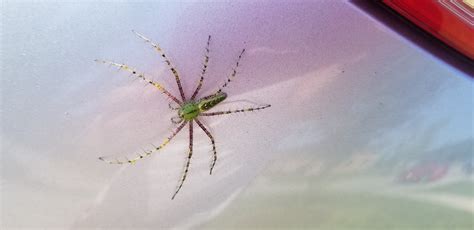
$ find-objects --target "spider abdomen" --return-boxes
[198,92,227,111]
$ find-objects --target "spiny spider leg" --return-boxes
[172,120,194,200]
[171,116,183,124]
[95,59,181,104]
[169,101,180,110]
[191,35,211,100]
[132,30,186,101]
[98,121,188,164]
[215,49,246,94]
[195,118,217,175]
[200,104,271,117]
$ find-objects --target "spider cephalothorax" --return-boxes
[96,31,270,199]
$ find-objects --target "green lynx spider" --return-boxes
[96,31,270,199]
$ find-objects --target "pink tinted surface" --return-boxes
[1,1,472,229]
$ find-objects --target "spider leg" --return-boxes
[172,120,194,200]
[215,48,245,95]
[95,59,181,104]
[171,116,183,124]
[169,101,180,110]
[200,104,271,117]
[132,30,186,101]
[98,121,187,164]
[191,35,211,100]
[195,118,217,175]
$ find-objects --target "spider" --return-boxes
[95,31,271,199]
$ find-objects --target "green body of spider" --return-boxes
[179,92,227,121]
[96,31,270,200]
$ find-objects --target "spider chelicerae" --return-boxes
[95,31,270,199]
